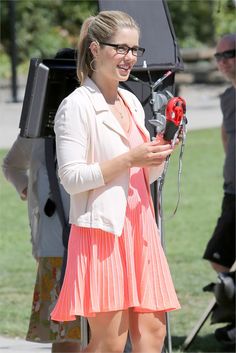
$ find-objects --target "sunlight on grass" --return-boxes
[0,149,35,337]
[0,129,233,352]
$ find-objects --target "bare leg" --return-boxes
[84,310,129,353]
[52,341,81,352]
[129,309,166,353]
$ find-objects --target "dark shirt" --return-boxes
[220,86,236,195]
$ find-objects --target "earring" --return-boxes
[89,58,97,72]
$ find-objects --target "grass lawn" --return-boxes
[0,128,234,352]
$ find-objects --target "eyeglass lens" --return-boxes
[99,42,145,57]
[117,46,145,56]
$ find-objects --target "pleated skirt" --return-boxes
[51,170,180,321]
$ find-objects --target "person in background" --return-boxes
[2,48,81,353]
[50,10,180,353]
[203,33,236,345]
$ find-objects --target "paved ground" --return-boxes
[0,336,51,352]
[0,76,228,150]
[0,77,228,352]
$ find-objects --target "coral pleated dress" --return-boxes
[51,112,180,321]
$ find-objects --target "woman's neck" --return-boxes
[91,73,119,104]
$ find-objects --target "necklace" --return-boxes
[114,96,125,119]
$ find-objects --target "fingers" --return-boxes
[20,188,28,200]
[146,143,173,165]
[150,149,172,163]
[149,141,172,153]
[129,141,173,168]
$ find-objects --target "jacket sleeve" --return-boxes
[2,135,33,196]
[54,94,105,195]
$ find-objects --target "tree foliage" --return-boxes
[213,0,236,36]
[167,0,236,48]
[1,0,98,62]
[167,0,215,47]
[1,0,235,66]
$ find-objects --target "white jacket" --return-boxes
[55,77,163,236]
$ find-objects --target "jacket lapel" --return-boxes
[118,89,150,143]
[102,113,128,140]
[83,78,129,140]
[82,78,151,142]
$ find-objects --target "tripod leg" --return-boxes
[157,176,173,353]
[182,260,236,351]
[81,317,89,349]
[166,312,172,353]
[181,298,216,351]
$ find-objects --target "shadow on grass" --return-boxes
[171,334,235,353]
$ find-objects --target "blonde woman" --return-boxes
[51,10,180,353]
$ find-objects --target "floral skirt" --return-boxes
[26,257,81,343]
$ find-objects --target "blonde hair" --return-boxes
[77,10,140,84]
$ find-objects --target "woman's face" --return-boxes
[93,27,140,83]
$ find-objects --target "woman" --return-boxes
[51,10,180,353]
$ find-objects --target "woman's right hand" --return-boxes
[101,139,172,184]
[128,139,173,168]
[20,187,28,200]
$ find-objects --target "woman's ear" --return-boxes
[89,41,99,58]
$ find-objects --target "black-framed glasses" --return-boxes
[99,42,145,57]
[214,49,236,61]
